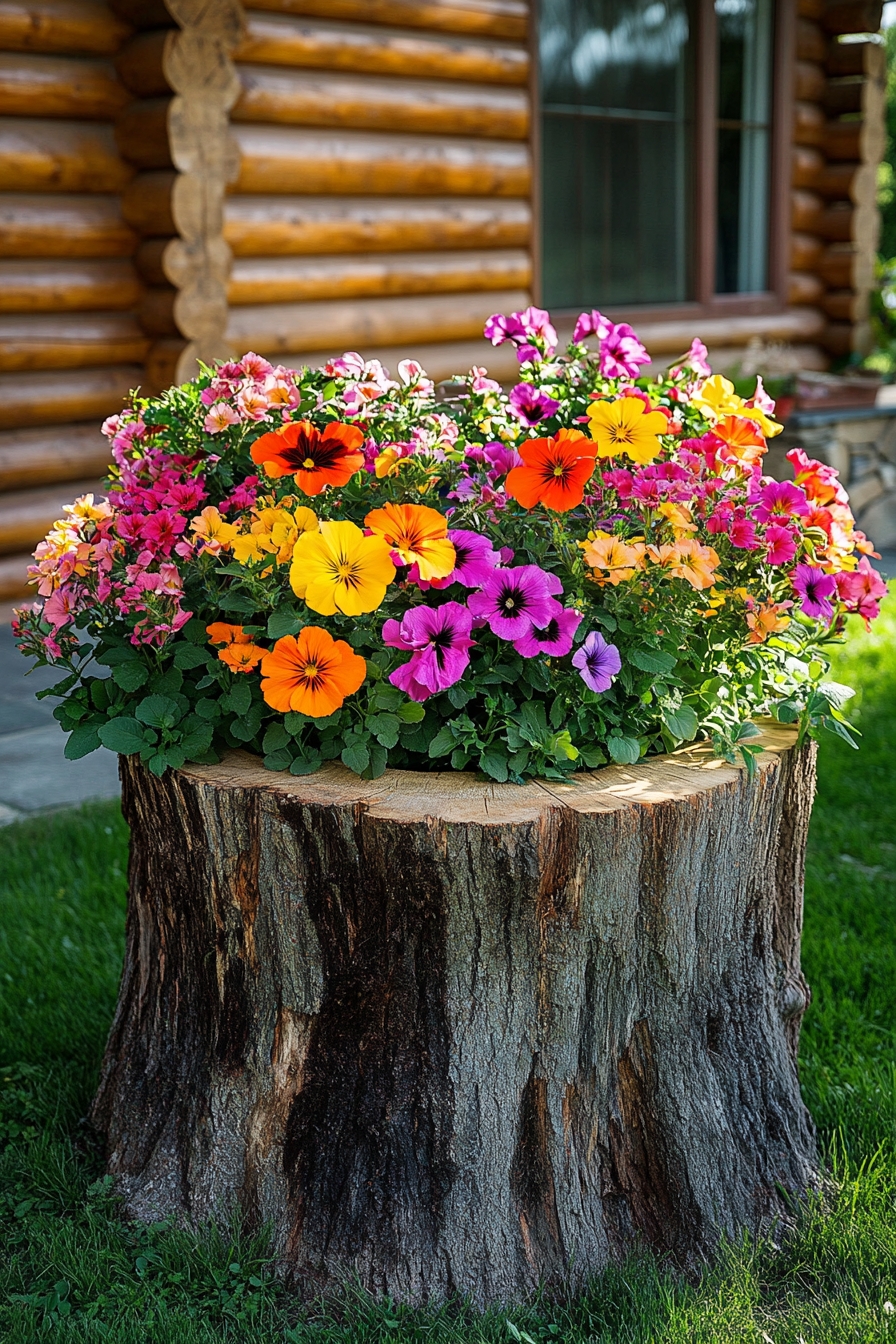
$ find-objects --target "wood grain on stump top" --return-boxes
[91,724,819,1307]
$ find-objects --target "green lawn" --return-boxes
[1,601,895,1343]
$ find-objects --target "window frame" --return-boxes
[530,0,796,323]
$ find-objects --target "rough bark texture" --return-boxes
[91,725,819,1306]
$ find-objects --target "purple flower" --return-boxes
[792,564,837,621]
[753,480,810,525]
[572,631,622,693]
[383,602,475,701]
[674,338,711,378]
[484,307,557,362]
[572,310,651,377]
[467,565,560,641]
[484,441,523,477]
[513,600,582,658]
[572,309,611,344]
[509,383,560,426]
[408,529,497,590]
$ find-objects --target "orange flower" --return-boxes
[665,539,720,590]
[745,599,791,644]
[191,507,238,555]
[583,535,645,585]
[250,420,365,496]
[713,415,767,467]
[504,429,596,511]
[207,622,251,646]
[219,642,266,672]
[260,626,367,717]
[364,501,455,580]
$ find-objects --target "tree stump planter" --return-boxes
[91,725,819,1306]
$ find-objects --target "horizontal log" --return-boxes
[0,478,103,556]
[0,422,110,491]
[0,312,149,370]
[225,287,529,353]
[137,285,177,335]
[120,169,175,233]
[824,76,864,115]
[819,242,874,289]
[822,320,853,355]
[822,0,883,32]
[0,0,132,56]
[145,336,185,391]
[230,125,530,196]
[115,97,172,169]
[115,28,171,97]
[227,248,531,304]
[108,0,171,29]
[234,15,528,86]
[0,258,142,311]
[222,193,531,254]
[790,231,825,270]
[788,271,825,304]
[134,235,169,284]
[267,335,523,382]
[0,118,133,192]
[0,192,137,255]
[232,66,529,140]
[795,59,826,101]
[827,37,886,77]
[793,99,825,146]
[796,17,827,61]
[0,53,130,120]
[0,365,141,429]
[240,0,528,41]
[791,187,823,231]
[0,551,31,602]
[792,144,824,188]
[822,288,865,321]
[819,200,877,248]
[824,116,885,162]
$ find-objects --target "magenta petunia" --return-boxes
[513,600,582,658]
[572,631,622,693]
[835,556,888,628]
[383,601,475,701]
[753,480,810,525]
[597,322,651,379]
[467,565,560,640]
[508,383,560,426]
[408,529,497,591]
[764,524,798,566]
[792,563,837,621]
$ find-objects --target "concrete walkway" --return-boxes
[1,550,894,824]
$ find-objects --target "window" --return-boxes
[540,0,778,312]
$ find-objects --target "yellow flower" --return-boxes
[190,506,238,555]
[583,536,645,585]
[690,374,743,422]
[65,493,111,524]
[587,398,668,464]
[740,405,783,438]
[656,502,697,537]
[233,506,318,566]
[374,446,402,479]
[290,519,396,616]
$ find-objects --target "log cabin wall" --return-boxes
[0,0,153,603]
[792,0,885,359]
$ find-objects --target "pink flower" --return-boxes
[236,386,269,421]
[729,508,759,550]
[204,402,240,434]
[753,480,810,525]
[220,476,259,513]
[508,384,559,426]
[397,359,434,397]
[162,480,207,511]
[140,510,186,553]
[468,565,560,640]
[484,307,557,362]
[748,374,775,415]
[238,351,274,381]
[764,524,798,566]
[383,602,475,701]
[470,365,501,393]
[792,563,837,621]
[573,310,650,377]
[835,557,888,629]
[513,600,582,657]
[42,586,81,629]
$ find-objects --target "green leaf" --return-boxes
[479,748,509,782]
[607,735,641,765]
[662,704,699,742]
[579,746,607,768]
[447,683,472,708]
[629,647,677,674]
[98,716,146,754]
[267,607,304,639]
[112,661,149,692]
[263,723,290,753]
[173,643,210,669]
[817,680,856,712]
[64,724,101,759]
[284,710,309,736]
[135,694,181,729]
[180,725,214,759]
[360,742,388,779]
[182,617,210,644]
[428,726,456,758]
[225,679,252,716]
[95,644,141,667]
[368,713,401,749]
[195,698,220,721]
[341,741,370,775]
[395,700,425,723]
[289,753,322,775]
[775,699,801,724]
[218,590,258,616]
[264,750,292,771]
[148,752,169,777]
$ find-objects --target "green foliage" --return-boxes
[0,597,895,1341]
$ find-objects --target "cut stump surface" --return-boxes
[91,724,819,1306]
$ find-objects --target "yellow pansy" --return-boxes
[290,519,396,616]
[587,398,668,464]
[190,506,238,555]
[690,375,743,422]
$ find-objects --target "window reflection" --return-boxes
[540,0,694,308]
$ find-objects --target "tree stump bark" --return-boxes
[90,724,819,1306]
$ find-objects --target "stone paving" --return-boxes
[1,550,894,823]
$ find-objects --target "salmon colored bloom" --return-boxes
[364,502,455,580]
[587,398,668,464]
[504,428,596,511]
[191,506,238,555]
[713,415,767,467]
[656,501,697,536]
[260,627,367,716]
[206,621,251,646]
[745,598,791,644]
[583,535,645,585]
[250,420,365,495]
[290,519,395,615]
[219,642,266,672]
[665,539,720,590]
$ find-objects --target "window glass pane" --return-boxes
[715,0,773,293]
[541,0,694,308]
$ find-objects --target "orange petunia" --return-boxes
[665,539,720,590]
[583,535,645,585]
[250,420,365,496]
[713,415,767,467]
[364,501,455,580]
[260,626,367,717]
[207,622,252,646]
[505,429,596,512]
[745,599,791,645]
[219,642,266,672]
